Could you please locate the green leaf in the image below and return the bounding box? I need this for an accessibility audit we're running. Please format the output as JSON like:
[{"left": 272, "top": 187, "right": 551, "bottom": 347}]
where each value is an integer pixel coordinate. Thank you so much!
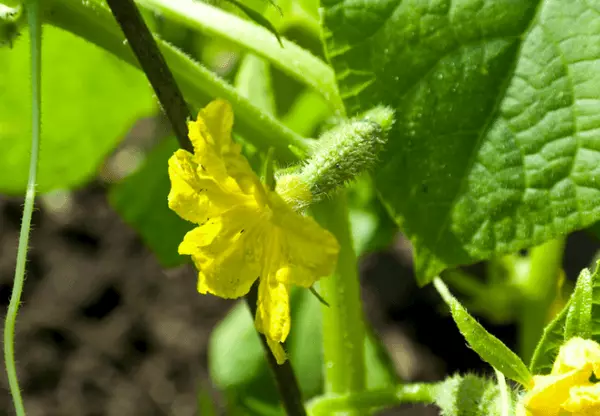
[
  {"left": 235, "top": 54, "right": 276, "bottom": 116},
  {"left": 530, "top": 261, "right": 600, "bottom": 374},
  {"left": 364, "top": 326, "right": 398, "bottom": 390},
  {"left": 564, "top": 268, "right": 593, "bottom": 339},
  {"left": 208, "top": 300, "right": 274, "bottom": 390},
  {"left": 347, "top": 175, "right": 397, "bottom": 256},
  {"left": 0, "top": 25, "right": 154, "bottom": 193},
  {"left": 287, "top": 289, "right": 323, "bottom": 398},
  {"left": 282, "top": 89, "right": 331, "bottom": 137},
  {"left": 322, "top": 0, "right": 600, "bottom": 284},
  {"left": 434, "top": 278, "right": 532, "bottom": 387},
  {"left": 529, "top": 296, "right": 570, "bottom": 374},
  {"left": 108, "top": 137, "right": 191, "bottom": 267},
  {"left": 225, "top": 0, "right": 282, "bottom": 46}
]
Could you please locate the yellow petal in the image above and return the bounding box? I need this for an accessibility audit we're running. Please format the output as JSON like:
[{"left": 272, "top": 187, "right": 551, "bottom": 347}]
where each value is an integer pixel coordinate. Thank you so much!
[
  {"left": 167, "top": 149, "right": 212, "bottom": 224},
  {"left": 271, "top": 196, "right": 339, "bottom": 287},
  {"left": 168, "top": 148, "right": 248, "bottom": 222},
  {"left": 187, "top": 100, "right": 234, "bottom": 155},
  {"left": 552, "top": 337, "right": 600, "bottom": 376},
  {"left": 562, "top": 383, "right": 600, "bottom": 414},
  {"left": 523, "top": 370, "right": 592, "bottom": 415},
  {"left": 255, "top": 273, "right": 291, "bottom": 344},
  {"left": 266, "top": 337, "right": 288, "bottom": 365},
  {"left": 179, "top": 206, "right": 264, "bottom": 299},
  {"left": 197, "top": 99, "right": 235, "bottom": 154}
]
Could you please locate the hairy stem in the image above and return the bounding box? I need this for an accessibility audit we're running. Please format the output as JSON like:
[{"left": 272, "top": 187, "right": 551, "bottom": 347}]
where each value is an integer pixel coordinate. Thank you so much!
[
  {"left": 3, "top": 1, "right": 42, "bottom": 415},
  {"left": 307, "top": 383, "right": 435, "bottom": 415},
  {"left": 313, "top": 194, "right": 366, "bottom": 401}
]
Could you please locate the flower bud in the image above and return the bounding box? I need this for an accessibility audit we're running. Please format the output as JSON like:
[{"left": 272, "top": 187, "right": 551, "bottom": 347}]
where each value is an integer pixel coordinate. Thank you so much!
[{"left": 276, "top": 105, "right": 394, "bottom": 209}]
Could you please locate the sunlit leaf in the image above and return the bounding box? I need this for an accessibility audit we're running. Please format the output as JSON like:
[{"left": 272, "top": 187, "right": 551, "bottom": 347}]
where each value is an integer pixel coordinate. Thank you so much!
[
  {"left": 0, "top": 25, "right": 154, "bottom": 193},
  {"left": 322, "top": 0, "right": 600, "bottom": 284},
  {"left": 434, "top": 278, "right": 532, "bottom": 387}
]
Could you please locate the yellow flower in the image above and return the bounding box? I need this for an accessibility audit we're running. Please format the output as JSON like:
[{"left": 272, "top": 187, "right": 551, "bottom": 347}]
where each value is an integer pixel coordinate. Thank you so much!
[
  {"left": 167, "top": 99, "right": 339, "bottom": 364},
  {"left": 517, "top": 337, "right": 600, "bottom": 416}
]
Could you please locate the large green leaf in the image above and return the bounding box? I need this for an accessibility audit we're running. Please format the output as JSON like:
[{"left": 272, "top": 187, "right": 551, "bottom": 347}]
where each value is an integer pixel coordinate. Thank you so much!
[
  {"left": 0, "top": 25, "right": 154, "bottom": 193},
  {"left": 322, "top": 0, "right": 600, "bottom": 284}
]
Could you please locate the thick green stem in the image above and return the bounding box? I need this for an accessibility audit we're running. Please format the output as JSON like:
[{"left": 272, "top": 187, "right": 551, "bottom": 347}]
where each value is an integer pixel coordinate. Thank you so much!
[
  {"left": 306, "top": 383, "right": 435, "bottom": 416},
  {"left": 313, "top": 193, "right": 366, "bottom": 397},
  {"left": 42, "top": 0, "right": 307, "bottom": 161},
  {"left": 4, "top": 1, "right": 41, "bottom": 415},
  {"left": 517, "top": 238, "right": 566, "bottom": 364}
]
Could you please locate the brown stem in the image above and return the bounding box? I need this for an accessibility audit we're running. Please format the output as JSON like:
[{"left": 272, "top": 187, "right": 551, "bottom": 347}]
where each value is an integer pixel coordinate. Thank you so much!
[{"left": 104, "top": 1, "right": 306, "bottom": 414}]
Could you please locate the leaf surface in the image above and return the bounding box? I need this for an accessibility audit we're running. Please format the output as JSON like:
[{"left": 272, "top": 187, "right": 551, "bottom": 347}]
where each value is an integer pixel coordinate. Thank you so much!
[
  {"left": 322, "top": 0, "right": 600, "bottom": 283},
  {"left": 435, "top": 278, "right": 532, "bottom": 386},
  {"left": 0, "top": 25, "right": 154, "bottom": 193}
]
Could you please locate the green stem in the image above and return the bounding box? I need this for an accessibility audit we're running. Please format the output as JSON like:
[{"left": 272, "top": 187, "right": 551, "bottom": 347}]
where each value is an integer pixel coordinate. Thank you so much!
[
  {"left": 43, "top": 0, "right": 308, "bottom": 161},
  {"left": 135, "top": 0, "right": 345, "bottom": 115},
  {"left": 4, "top": 1, "right": 41, "bottom": 415},
  {"left": 306, "top": 383, "right": 436, "bottom": 416},
  {"left": 313, "top": 193, "right": 366, "bottom": 398},
  {"left": 517, "top": 237, "right": 566, "bottom": 364}
]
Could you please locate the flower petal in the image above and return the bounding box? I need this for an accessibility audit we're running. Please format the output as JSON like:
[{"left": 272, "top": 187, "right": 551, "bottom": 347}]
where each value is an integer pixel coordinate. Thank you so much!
[
  {"left": 562, "top": 383, "right": 600, "bottom": 414},
  {"left": 271, "top": 199, "right": 339, "bottom": 287},
  {"left": 552, "top": 337, "right": 600, "bottom": 375},
  {"left": 168, "top": 149, "right": 251, "bottom": 222},
  {"left": 255, "top": 273, "right": 291, "bottom": 344},
  {"left": 167, "top": 149, "right": 211, "bottom": 224},
  {"left": 198, "top": 99, "right": 235, "bottom": 154},
  {"left": 524, "top": 370, "right": 592, "bottom": 415},
  {"left": 266, "top": 337, "right": 287, "bottom": 365},
  {"left": 179, "top": 206, "right": 264, "bottom": 299}
]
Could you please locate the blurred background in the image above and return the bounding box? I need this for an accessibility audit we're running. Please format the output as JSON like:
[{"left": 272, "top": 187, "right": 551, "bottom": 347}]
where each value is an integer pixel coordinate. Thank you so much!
[{"left": 2, "top": 0, "right": 600, "bottom": 415}]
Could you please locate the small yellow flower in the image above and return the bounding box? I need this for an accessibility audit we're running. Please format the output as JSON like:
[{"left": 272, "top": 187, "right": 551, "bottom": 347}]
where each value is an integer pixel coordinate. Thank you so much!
[
  {"left": 517, "top": 337, "right": 600, "bottom": 416},
  {"left": 167, "top": 99, "right": 339, "bottom": 364}
]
